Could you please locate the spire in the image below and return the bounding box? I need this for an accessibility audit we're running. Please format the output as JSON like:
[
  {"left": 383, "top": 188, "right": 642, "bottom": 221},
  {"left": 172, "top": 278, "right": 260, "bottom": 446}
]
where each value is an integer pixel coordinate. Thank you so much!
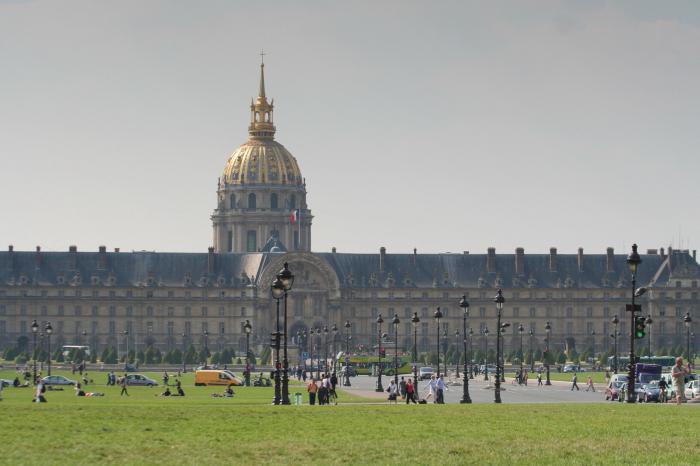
[{"left": 258, "top": 51, "right": 266, "bottom": 99}]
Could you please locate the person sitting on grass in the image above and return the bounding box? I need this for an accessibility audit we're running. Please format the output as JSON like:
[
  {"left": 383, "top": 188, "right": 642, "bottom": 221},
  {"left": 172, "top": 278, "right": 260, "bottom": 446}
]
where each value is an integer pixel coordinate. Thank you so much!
[
  {"left": 211, "top": 387, "right": 234, "bottom": 398},
  {"left": 159, "top": 387, "right": 171, "bottom": 397}
]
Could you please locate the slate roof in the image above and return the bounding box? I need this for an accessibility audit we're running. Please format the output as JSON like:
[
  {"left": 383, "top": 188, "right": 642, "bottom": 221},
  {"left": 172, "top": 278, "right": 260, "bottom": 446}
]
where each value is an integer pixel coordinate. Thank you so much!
[{"left": 0, "top": 249, "right": 697, "bottom": 289}]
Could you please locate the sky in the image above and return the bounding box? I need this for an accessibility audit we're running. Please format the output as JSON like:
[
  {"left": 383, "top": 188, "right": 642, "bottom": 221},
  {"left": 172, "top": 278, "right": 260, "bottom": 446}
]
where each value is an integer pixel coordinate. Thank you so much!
[{"left": 1, "top": 0, "right": 699, "bottom": 256}]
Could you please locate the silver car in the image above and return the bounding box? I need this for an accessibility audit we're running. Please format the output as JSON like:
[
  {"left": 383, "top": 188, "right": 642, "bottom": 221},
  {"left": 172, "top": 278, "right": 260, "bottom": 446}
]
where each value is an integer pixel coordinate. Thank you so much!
[
  {"left": 124, "top": 374, "right": 158, "bottom": 387},
  {"left": 41, "top": 375, "right": 77, "bottom": 386}
]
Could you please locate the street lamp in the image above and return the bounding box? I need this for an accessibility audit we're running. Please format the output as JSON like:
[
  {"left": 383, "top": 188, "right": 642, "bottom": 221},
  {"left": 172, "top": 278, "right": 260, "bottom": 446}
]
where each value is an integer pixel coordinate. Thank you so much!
[
  {"left": 625, "top": 243, "right": 642, "bottom": 403},
  {"left": 483, "top": 327, "right": 489, "bottom": 381},
  {"left": 392, "top": 314, "right": 400, "bottom": 386},
  {"left": 493, "top": 289, "right": 505, "bottom": 403},
  {"left": 276, "top": 261, "right": 294, "bottom": 405},
  {"left": 468, "top": 328, "right": 474, "bottom": 379},
  {"left": 544, "top": 321, "right": 551, "bottom": 386},
  {"left": 458, "top": 295, "right": 472, "bottom": 403},
  {"left": 684, "top": 313, "right": 692, "bottom": 361},
  {"left": 645, "top": 315, "right": 653, "bottom": 357},
  {"left": 203, "top": 330, "right": 209, "bottom": 368},
  {"left": 181, "top": 332, "right": 187, "bottom": 373},
  {"left": 528, "top": 328, "right": 534, "bottom": 372},
  {"left": 309, "top": 328, "right": 315, "bottom": 379},
  {"left": 331, "top": 323, "right": 338, "bottom": 374},
  {"left": 271, "top": 275, "right": 284, "bottom": 405},
  {"left": 442, "top": 328, "right": 448, "bottom": 378},
  {"left": 244, "top": 320, "right": 252, "bottom": 386},
  {"left": 590, "top": 330, "right": 596, "bottom": 358},
  {"left": 411, "top": 311, "right": 420, "bottom": 394},
  {"left": 343, "top": 320, "right": 352, "bottom": 386},
  {"left": 375, "top": 314, "right": 384, "bottom": 392},
  {"left": 434, "top": 307, "right": 443, "bottom": 379},
  {"left": 611, "top": 315, "right": 619, "bottom": 372},
  {"left": 315, "top": 326, "right": 322, "bottom": 380},
  {"left": 45, "top": 322, "right": 53, "bottom": 376},
  {"left": 518, "top": 323, "right": 524, "bottom": 377},
  {"left": 499, "top": 323, "right": 510, "bottom": 383},
  {"left": 31, "top": 320, "right": 39, "bottom": 384},
  {"left": 323, "top": 325, "right": 329, "bottom": 377},
  {"left": 123, "top": 330, "right": 130, "bottom": 370}
]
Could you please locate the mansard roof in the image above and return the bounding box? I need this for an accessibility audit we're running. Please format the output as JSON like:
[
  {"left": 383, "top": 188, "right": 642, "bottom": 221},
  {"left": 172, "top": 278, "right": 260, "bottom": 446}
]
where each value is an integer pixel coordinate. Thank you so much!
[{"left": 0, "top": 248, "right": 697, "bottom": 289}]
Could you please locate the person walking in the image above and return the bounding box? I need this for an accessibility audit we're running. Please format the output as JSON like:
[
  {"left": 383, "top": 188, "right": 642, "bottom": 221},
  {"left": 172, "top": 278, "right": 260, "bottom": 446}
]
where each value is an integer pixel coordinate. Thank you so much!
[
  {"left": 399, "top": 377, "right": 407, "bottom": 400},
  {"left": 436, "top": 375, "right": 446, "bottom": 404},
  {"left": 119, "top": 374, "right": 129, "bottom": 396},
  {"left": 585, "top": 376, "right": 595, "bottom": 392},
  {"left": 424, "top": 374, "right": 437, "bottom": 403},
  {"left": 405, "top": 378, "right": 417, "bottom": 404},
  {"left": 537, "top": 372, "right": 543, "bottom": 386},
  {"left": 307, "top": 378, "right": 318, "bottom": 405},
  {"left": 671, "top": 357, "right": 690, "bottom": 405},
  {"left": 387, "top": 379, "right": 399, "bottom": 403},
  {"left": 571, "top": 372, "right": 580, "bottom": 391}
]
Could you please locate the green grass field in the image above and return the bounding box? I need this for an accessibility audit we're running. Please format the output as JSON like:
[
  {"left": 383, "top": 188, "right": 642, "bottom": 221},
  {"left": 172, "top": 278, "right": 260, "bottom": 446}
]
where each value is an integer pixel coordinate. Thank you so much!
[{"left": 1, "top": 368, "right": 699, "bottom": 465}]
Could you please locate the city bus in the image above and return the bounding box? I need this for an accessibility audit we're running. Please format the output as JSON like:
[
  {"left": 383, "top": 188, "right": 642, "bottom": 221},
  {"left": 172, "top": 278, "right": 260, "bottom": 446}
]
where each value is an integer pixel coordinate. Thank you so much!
[
  {"left": 607, "top": 355, "right": 675, "bottom": 370},
  {"left": 61, "top": 345, "right": 91, "bottom": 359}
]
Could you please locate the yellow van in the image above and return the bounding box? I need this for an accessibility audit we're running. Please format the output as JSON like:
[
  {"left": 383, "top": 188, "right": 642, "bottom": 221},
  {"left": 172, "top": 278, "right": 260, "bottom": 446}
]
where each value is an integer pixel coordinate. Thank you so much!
[{"left": 194, "top": 370, "right": 243, "bottom": 387}]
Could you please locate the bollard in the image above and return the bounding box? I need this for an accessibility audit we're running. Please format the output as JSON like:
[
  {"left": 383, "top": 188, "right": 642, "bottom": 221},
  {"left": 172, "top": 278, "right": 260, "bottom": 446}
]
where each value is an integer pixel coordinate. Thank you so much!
[{"left": 295, "top": 392, "right": 302, "bottom": 405}]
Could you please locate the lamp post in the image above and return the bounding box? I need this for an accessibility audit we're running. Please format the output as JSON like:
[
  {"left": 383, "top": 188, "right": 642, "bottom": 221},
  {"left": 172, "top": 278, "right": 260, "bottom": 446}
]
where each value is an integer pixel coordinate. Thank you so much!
[
  {"left": 309, "top": 328, "right": 315, "bottom": 379},
  {"left": 31, "top": 320, "right": 39, "bottom": 384},
  {"left": 434, "top": 307, "right": 443, "bottom": 379},
  {"left": 455, "top": 331, "right": 461, "bottom": 378},
  {"left": 276, "top": 262, "right": 294, "bottom": 405},
  {"left": 626, "top": 243, "right": 642, "bottom": 403},
  {"left": 323, "top": 325, "right": 329, "bottom": 377},
  {"left": 123, "top": 330, "right": 130, "bottom": 370},
  {"left": 458, "top": 295, "right": 472, "bottom": 403},
  {"left": 545, "top": 321, "right": 551, "bottom": 386},
  {"left": 331, "top": 323, "right": 338, "bottom": 374},
  {"left": 315, "top": 326, "right": 322, "bottom": 380},
  {"left": 244, "top": 320, "right": 252, "bottom": 386},
  {"left": 468, "top": 328, "right": 474, "bottom": 379},
  {"left": 684, "top": 313, "right": 692, "bottom": 361},
  {"left": 375, "top": 315, "right": 384, "bottom": 392},
  {"left": 442, "top": 328, "right": 448, "bottom": 378},
  {"left": 528, "top": 328, "right": 534, "bottom": 372},
  {"left": 518, "top": 323, "right": 524, "bottom": 377},
  {"left": 392, "top": 313, "right": 400, "bottom": 386},
  {"left": 411, "top": 312, "right": 420, "bottom": 394},
  {"left": 645, "top": 315, "right": 653, "bottom": 357},
  {"left": 45, "top": 322, "right": 53, "bottom": 376},
  {"left": 611, "top": 315, "right": 619, "bottom": 372},
  {"left": 344, "top": 320, "right": 352, "bottom": 386},
  {"left": 203, "top": 330, "right": 209, "bottom": 368},
  {"left": 271, "top": 276, "right": 284, "bottom": 405},
  {"left": 494, "top": 289, "right": 505, "bottom": 403},
  {"left": 181, "top": 332, "right": 187, "bottom": 373},
  {"left": 590, "top": 330, "right": 596, "bottom": 358},
  {"left": 499, "top": 323, "right": 510, "bottom": 383},
  {"left": 483, "top": 327, "right": 489, "bottom": 381}
]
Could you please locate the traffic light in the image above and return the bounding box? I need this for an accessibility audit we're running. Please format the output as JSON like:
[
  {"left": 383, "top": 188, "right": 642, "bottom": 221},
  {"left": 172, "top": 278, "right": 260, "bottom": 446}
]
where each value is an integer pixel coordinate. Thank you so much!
[{"left": 634, "top": 316, "right": 646, "bottom": 339}]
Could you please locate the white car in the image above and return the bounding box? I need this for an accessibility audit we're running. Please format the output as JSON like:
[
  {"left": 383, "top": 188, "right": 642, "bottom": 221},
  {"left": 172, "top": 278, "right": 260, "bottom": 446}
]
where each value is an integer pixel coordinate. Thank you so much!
[
  {"left": 685, "top": 380, "right": 699, "bottom": 399},
  {"left": 419, "top": 367, "right": 434, "bottom": 380}
]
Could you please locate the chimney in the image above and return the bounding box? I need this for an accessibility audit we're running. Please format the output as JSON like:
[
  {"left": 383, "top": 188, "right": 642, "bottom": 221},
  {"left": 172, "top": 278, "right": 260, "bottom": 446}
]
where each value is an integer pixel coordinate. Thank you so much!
[
  {"left": 660, "top": 247, "right": 665, "bottom": 259},
  {"left": 515, "top": 247, "right": 524, "bottom": 275},
  {"left": 379, "top": 247, "right": 386, "bottom": 272},
  {"left": 97, "top": 246, "right": 107, "bottom": 270},
  {"left": 69, "top": 245, "right": 77, "bottom": 270},
  {"left": 646, "top": 249, "right": 658, "bottom": 255},
  {"left": 606, "top": 247, "right": 614, "bottom": 272},
  {"left": 487, "top": 247, "right": 496, "bottom": 273},
  {"left": 207, "top": 247, "right": 215, "bottom": 275},
  {"left": 549, "top": 247, "right": 557, "bottom": 272},
  {"left": 413, "top": 248, "right": 417, "bottom": 266},
  {"left": 693, "top": 250, "right": 697, "bottom": 262},
  {"left": 331, "top": 247, "right": 336, "bottom": 254},
  {"left": 114, "top": 248, "right": 120, "bottom": 253},
  {"left": 7, "top": 245, "right": 14, "bottom": 271},
  {"left": 35, "top": 246, "right": 42, "bottom": 268},
  {"left": 577, "top": 247, "right": 584, "bottom": 272},
  {"left": 668, "top": 246, "right": 673, "bottom": 267},
  {"left": 8, "top": 245, "right": 13, "bottom": 252}
]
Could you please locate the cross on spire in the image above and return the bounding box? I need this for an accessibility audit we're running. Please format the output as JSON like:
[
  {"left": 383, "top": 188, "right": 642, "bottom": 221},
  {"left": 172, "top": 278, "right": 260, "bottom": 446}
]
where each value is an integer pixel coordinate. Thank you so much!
[{"left": 260, "top": 49, "right": 266, "bottom": 65}]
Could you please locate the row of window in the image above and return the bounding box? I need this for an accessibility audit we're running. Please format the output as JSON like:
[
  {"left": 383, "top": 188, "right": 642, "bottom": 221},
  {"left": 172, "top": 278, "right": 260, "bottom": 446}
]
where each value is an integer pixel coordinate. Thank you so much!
[
  {"left": 230, "top": 193, "right": 296, "bottom": 210},
  {"left": 0, "top": 305, "right": 248, "bottom": 318},
  {"left": 350, "top": 290, "right": 700, "bottom": 300},
  {"left": 1, "top": 320, "right": 227, "bottom": 336}
]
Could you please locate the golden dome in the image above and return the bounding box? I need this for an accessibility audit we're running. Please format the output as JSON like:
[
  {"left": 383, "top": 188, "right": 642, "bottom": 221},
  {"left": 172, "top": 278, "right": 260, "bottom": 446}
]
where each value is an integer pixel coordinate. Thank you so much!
[
  {"left": 222, "top": 139, "right": 302, "bottom": 185},
  {"left": 221, "top": 60, "right": 303, "bottom": 186}
]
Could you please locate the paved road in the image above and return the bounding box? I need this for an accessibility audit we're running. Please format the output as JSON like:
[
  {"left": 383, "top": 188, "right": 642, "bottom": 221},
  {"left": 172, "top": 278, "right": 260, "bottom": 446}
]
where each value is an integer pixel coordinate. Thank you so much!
[{"left": 341, "top": 374, "right": 606, "bottom": 404}]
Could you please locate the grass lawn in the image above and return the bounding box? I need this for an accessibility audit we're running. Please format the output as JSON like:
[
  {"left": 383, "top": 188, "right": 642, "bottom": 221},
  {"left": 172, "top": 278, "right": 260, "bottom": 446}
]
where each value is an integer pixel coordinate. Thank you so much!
[
  {"left": 542, "top": 372, "right": 608, "bottom": 384},
  {"left": 1, "top": 369, "right": 699, "bottom": 465}
]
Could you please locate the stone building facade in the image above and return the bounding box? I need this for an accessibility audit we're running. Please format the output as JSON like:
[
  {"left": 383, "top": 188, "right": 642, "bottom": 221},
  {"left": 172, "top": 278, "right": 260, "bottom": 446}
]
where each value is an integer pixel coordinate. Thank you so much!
[{"left": 1, "top": 63, "right": 698, "bottom": 359}]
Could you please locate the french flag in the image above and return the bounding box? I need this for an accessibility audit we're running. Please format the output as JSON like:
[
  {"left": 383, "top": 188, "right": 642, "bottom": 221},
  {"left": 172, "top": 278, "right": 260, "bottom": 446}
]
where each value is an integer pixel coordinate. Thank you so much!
[{"left": 290, "top": 208, "right": 300, "bottom": 224}]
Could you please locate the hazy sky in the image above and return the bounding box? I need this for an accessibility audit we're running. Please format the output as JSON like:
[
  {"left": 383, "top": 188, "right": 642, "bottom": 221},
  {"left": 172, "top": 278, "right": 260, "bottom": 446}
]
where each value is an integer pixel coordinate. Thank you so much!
[{"left": 1, "top": 0, "right": 699, "bottom": 256}]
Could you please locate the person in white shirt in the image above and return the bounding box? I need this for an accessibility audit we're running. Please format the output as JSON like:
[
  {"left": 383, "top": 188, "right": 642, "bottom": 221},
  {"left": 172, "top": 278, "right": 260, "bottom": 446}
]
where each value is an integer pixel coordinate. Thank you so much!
[
  {"left": 387, "top": 379, "right": 399, "bottom": 402},
  {"left": 424, "top": 375, "right": 438, "bottom": 403},
  {"left": 436, "top": 376, "right": 447, "bottom": 404}
]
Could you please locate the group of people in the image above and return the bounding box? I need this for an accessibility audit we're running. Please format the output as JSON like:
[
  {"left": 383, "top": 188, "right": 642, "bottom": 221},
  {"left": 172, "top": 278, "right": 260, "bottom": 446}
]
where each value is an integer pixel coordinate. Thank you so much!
[{"left": 306, "top": 372, "right": 338, "bottom": 405}]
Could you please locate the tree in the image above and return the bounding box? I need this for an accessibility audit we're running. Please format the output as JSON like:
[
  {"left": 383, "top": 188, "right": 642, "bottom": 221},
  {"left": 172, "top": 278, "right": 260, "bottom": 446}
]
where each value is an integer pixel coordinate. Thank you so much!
[{"left": 54, "top": 348, "right": 65, "bottom": 362}]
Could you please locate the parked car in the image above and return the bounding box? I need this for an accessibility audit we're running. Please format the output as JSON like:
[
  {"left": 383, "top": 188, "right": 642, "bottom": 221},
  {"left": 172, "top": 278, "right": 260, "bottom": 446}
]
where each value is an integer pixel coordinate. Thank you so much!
[
  {"left": 563, "top": 364, "right": 585, "bottom": 373},
  {"left": 41, "top": 375, "right": 77, "bottom": 386},
  {"left": 124, "top": 374, "right": 158, "bottom": 386},
  {"left": 419, "top": 367, "right": 434, "bottom": 380},
  {"left": 195, "top": 365, "right": 220, "bottom": 371},
  {"left": 685, "top": 380, "right": 700, "bottom": 399}
]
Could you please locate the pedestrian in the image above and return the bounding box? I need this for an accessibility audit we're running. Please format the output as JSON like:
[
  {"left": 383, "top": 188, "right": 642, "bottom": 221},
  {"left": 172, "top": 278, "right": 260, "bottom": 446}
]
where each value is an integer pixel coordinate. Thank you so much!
[
  {"left": 34, "top": 380, "right": 47, "bottom": 403},
  {"left": 405, "top": 378, "right": 417, "bottom": 404},
  {"left": 163, "top": 371, "right": 169, "bottom": 386},
  {"left": 424, "top": 374, "right": 437, "bottom": 402},
  {"left": 671, "top": 357, "right": 690, "bottom": 405},
  {"left": 537, "top": 373, "right": 543, "bottom": 386},
  {"left": 436, "top": 375, "right": 446, "bottom": 403},
  {"left": 330, "top": 372, "right": 338, "bottom": 393},
  {"left": 585, "top": 376, "right": 595, "bottom": 392},
  {"left": 387, "top": 379, "right": 399, "bottom": 403},
  {"left": 571, "top": 372, "right": 579, "bottom": 391},
  {"left": 523, "top": 370, "right": 529, "bottom": 386},
  {"left": 120, "top": 374, "right": 129, "bottom": 396},
  {"left": 307, "top": 378, "right": 318, "bottom": 405},
  {"left": 399, "top": 377, "right": 407, "bottom": 400}
]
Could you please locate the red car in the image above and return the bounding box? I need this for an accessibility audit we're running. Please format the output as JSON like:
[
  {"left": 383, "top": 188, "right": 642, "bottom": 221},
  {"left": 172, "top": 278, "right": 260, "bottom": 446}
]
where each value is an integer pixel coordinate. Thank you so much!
[{"left": 604, "top": 381, "right": 625, "bottom": 401}]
